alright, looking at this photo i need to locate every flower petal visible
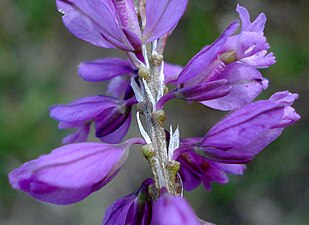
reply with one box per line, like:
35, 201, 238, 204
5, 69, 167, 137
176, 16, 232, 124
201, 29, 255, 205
178, 79, 230, 102
9, 141, 140, 204
152, 194, 201, 225
102, 178, 154, 225
103, 193, 135, 225
177, 21, 239, 85
112, 0, 141, 36
57, 0, 125, 48
269, 91, 299, 106
201, 63, 267, 110
50, 96, 119, 122
78, 58, 134, 82
107, 76, 131, 99
62, 123, 91, 144
94, 106, 131, 138
176, 149, 246, 191
231, 128, 284, 155
164, 63, 183, 85
202, 100, 284, 149
236, 4, 266, 33
100, 113, 132, 144
142, 0, 188, 42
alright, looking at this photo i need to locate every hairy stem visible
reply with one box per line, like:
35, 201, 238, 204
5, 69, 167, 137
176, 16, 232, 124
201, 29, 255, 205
137, 42, 178, 195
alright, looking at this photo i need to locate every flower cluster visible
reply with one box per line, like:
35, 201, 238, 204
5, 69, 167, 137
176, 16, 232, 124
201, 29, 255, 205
9, 1, 299, 224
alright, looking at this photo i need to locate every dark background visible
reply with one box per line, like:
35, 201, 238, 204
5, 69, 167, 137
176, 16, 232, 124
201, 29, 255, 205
1, 0, 308, 224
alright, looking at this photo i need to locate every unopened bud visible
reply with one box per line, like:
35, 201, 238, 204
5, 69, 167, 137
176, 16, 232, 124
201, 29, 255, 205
152, 110, 166, 124
151, 53, 164, 66
166, 160, 180, 175
141, 144, 155, 159
138, 66, 150, 80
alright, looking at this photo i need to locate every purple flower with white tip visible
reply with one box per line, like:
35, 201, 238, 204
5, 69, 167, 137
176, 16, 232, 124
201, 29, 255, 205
221, 4, 275, 68
56, 0, 188, 51
9, 139, 144, 205
158, 5, 275, 111
159, 24, 268, 110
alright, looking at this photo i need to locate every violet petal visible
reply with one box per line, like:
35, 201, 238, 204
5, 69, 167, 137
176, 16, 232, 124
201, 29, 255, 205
177, 21, 239, 85
112, 0, 141, 36
100, 113, 132, 144
62, 123, 91, 144
142, 0, 188, 43
269, 91, 299, 106
202, 100, 284, 149
56, 0, 124, 48
178, 79, 230, 102
107, 76, 131, 99
236, 4, 266, 33
9, 141, 139, 204
201, 63, 267, 111
151, 194, 201, 225
102, 178, 154, 225
78, 58, 134, 82
164, 63, 183, 85
50, 96, 119, 122
94, 106, 131, 138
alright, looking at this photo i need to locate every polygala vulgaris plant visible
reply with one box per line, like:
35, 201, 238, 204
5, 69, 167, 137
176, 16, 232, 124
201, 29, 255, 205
9, 1, 300, 224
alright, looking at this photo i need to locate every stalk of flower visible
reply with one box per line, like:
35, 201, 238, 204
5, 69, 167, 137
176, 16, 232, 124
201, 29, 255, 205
8, 1, 300, 224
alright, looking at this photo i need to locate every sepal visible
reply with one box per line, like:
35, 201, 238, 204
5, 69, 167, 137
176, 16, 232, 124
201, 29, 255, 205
9, 139, 143, 205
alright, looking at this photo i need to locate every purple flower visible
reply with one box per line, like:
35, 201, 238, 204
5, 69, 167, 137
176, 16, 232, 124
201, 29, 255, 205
202, 91, 300, 154
151, 192, 203, 225
221, 4, 275, 68
56, 0, 188, 51
175, 91, 300, 190
9, 139, 144, 205
157, 22, 240, 109
158, 5, 275, 111
50, 95, 137, 144
159, 21, 268, 110
102, 178, 154, 225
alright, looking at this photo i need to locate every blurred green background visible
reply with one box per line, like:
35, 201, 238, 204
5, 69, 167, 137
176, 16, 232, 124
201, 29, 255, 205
0, 0, 308, 224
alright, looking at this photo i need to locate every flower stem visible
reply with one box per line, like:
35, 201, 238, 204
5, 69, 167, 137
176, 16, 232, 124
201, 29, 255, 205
137, 42, 179, 196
